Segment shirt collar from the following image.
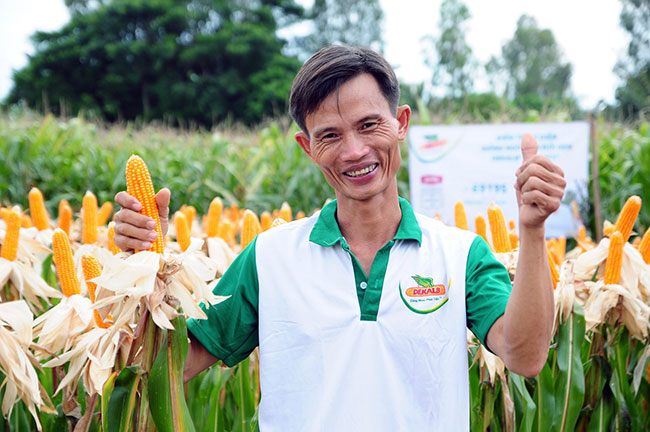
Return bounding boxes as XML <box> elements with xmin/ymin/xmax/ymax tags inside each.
<box><xmin>309</xmin><ymin>197</ymin><xmax>422</xmax><ymax>247</ymax></box>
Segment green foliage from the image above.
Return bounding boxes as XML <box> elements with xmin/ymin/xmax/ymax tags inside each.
<box><xmin>487</xmin><ymin>15</ymin><xmax>573</xmax><ymax>111</ymax></box>
<box><xmin>294</xmin><ymin>0</ymin><xmax>385</xmax><ymax>58</ymax></box>
<box><xmin>423</xmin><ymin>0</ymin><xmax>475</xmax><ymax>97</ymax></box>
<box><xmin>5</xmin><ymin>0</ymin><xmax>303</xmax><ymax>127</ymax></box>
<box><xmin>588</xmin><ymin>121</ymin><xmax>650</xmax><ymax>235</ymax></box>
<box><xmin>615</xmin><ymin>0</ymin><xmax>650</xmax><ymax>117</ymax></box>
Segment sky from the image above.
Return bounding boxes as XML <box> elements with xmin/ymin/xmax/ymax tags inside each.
<box><xmin>0</xmin><ymin>0</ymin><xmax>629</xmax><ymax>109</ymax></box>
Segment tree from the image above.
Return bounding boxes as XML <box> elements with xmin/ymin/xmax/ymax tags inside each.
<box><xmin>615</xmin><ymin>0</ymin><xmax>650</xmax><ymax>117</ymax></box>
<box><xmin>423</xmin><ymin>0</ymin><xmax>475</xmax><ymax>98</ymax></box>
<box><xmin>6</xmin><ymin>0</ymin><xmax>304</xmax><ymax>126</ymax></box>
<box><xmin>488</xmin><ymin>15</ymin><xmax>572</xmax><ymax>109</ymax></box>
<box><xmin>295</xmin><ymin>0</ymin><xmax>384</xmax><ymax>58</ymax></box>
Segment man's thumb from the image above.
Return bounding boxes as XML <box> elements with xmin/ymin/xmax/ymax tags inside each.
<box><xmin>521</xmin><ymin>133</ymin><xmax>538</xmax><ymax>162</ymax></box>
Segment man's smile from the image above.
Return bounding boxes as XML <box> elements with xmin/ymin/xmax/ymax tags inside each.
<box><xmin>344</xmin><ymin>163</ymin><xmax>378</xmax><ymax>178</ymax></box>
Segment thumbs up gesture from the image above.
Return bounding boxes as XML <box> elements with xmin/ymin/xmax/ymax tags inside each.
<box><xmin>514</xmin><ymin>134</ymin><xmax>567</xmax><ymax>230</ymax></box>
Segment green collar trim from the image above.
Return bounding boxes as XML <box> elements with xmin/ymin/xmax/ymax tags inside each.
<box><xmin>309</xmin><ymin>197</ymin><xmax>422</xmax><ymax>247</ymax></box>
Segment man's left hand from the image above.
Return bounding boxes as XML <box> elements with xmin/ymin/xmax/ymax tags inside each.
<box><xmin>514</xmin><ymin>133</ymin><xmax>567</xmax><ymax>230</ymax></box>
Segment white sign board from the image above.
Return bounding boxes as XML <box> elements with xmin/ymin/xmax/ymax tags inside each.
<box><xmin>407</xmin><ymin>122</ymin><xmax>590</xmax><ymax>238</ymax></box>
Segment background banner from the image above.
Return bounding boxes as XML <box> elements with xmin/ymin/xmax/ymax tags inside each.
<box><xmin>407</xmin><ymin>122</ymin><xmax>590</xmax><ymax>238</ymax></box>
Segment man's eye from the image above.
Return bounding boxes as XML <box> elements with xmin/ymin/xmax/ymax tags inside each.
<box><xmin>322</xmin><ymin>133</ymin><xmax>337</xmax><ymax>140</ymax></box>
<box><xmin>362</xmin><ymin>122</ymin><xmax>377</xmax><ymax>130</ymax></box>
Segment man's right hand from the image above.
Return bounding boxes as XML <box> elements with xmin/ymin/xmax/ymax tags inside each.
<box><xmin>113</xmin><ymin>188</ymin><xmax>171</xmax><ymax>252</ymax></box>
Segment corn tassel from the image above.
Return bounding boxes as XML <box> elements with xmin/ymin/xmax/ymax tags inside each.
<box><xmin>52</xmin><ymin>229</ymin><xmax>80</xmax><ymax>297</ymax></box>
<box><xmin>261</xmin><ymin>211</ymin><xmax>272</xmax><ymax>232</ymax></box>
<box><xmin>241</xmin><ymin>210</ymin><xmax>262</xmax><ymax>249</ymax></box>
<box><xmin>0</xmin><ymin>209</ymin><xmax>21</xmax><ymax>261</ymax></box>
<box><xmin>58</xmin><ymin>200</ymin><xmax>73</xmax><ymax>236</ymax></box>
<box><xmin>174</xmin><ymin>211</ymin><xmax>191</xmax><ymax>252</ymax></box>
<box><xmin>279</xmin><ymin>202</ymin><xmax>292</xmax><ymax>222</ymax></box>
<box><xmin>488</xmin><ymin>203</ymin><xmax>511</xmax><ymax>253</ymax></box>
<box><xmin>125</xmin><ymin>155</ymin><xmax>164</xmax><ymax>254</ymax></box>
<box><xmin>82</xmin><ymin>191</ymin><xmax>98</xmax><ymax>245</ymax></box>
<box><xmin>107</xmin><ymin>222</ymin><xmax>121</xmax><ymax>255</ymax></box>
<box><xmin>97</xmin><ymin>201</ymin><xmax>113</xmax><ymax>226</ymax></box>
<box><xmin>474</xmin><ymin>215</ymin><xmax>491</xmax><ymax>248</ymax></box>
<box><xmin>639</xmin><ymin>228</ymin><xmax>650</xmax><ymax>264</ymax></box>
<box><xmin>604</xmin><ymin>231</ymin><xmax>624</xmax><ymax>285</ymax></box>
<box><xmin>454</xmin><ymin>202</ymin><xmax>468</xmax><ymax>230</ymax></box>
<box><xmin>614</xmin><ymin>195</ymin><xmax>642</xmax><ymax>243</ymax></box>
<box><xmin>205</xmin><ymin>197</ymin><xmax>223</xmax><ymax>237</ymax></box>
<box><xmin>28</xmin><ymin>187</ymin><xmax>50</xmax><ymax>231</ymax></box>
<box><xmin>81</xmin><ymin>254</ymin><xmax>112</xmax><ymax>329</ymax></box>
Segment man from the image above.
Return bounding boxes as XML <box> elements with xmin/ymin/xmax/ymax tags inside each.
<box><xmin>114</xmin><ymin>45</ymin><xmax>566</xmax><ymax>430</ymax></box>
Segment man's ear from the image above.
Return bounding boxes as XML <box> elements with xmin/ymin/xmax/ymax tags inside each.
<box><xmin>396</xmin><ymin>104</ymin><xmax>411</xmax><ymax>141</ymax></box>
<box><xmin>295</xmin><ymin>131</ymin><xmax>314</xmax><ymax>161</ymax></box>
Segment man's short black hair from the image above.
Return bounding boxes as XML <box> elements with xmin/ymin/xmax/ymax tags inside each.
<box><xmin>289</xmin><ymin>45</ymin><xmax>400</xmax><ymax>136</ymax></box>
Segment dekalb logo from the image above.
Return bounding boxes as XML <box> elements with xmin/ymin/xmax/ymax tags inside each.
<box><xmin>399</xmin><ymin>275</ymin><xmax>450</xmax><ymax>314</ymax></box>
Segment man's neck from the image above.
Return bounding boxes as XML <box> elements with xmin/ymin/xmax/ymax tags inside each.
<box><xmin>335</xmin><ymin>187</ymin><xmax>402</xmax><ymax>250</ymax></box>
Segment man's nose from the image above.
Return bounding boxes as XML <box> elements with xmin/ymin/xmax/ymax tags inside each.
<box><xmin>340</xmin><ymin>133</ymin><xmax>369</xmax><ymax>160</ymax></box>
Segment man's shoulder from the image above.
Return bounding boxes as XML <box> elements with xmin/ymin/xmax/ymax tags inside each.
<box><xmin>413</xmin><ymin>211</ymin><xmax>477</xmax><ymax>243</ymax></box>
<box><xmin>256</xmin><ymin>212</ymin><xmax>319</xmax><ymax>247</ymax></box>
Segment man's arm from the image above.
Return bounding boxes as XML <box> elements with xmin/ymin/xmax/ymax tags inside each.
<box><xmin>184</xmin><ymin>331</ymin><xmax>219</xmax><ymax>383</ymax></box>
<box><xmin>486</xmin><ymin>134</ymin><xmax>566</xmax><ymax>377</ymax></box>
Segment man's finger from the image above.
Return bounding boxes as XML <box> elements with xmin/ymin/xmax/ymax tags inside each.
<box><xmin>155</xmin><ymin>188</ymin><xmax>171</xmax><ymax>218</ymax></box>
<box><xmin>521</xmin><ymin>133</ymin><xmax>538</xmax><ymax>162</ymax></box>
<box><xmin>115</xmin><ymin>191</ymin><xmax>142</xmax><ymax>212</ymax></box>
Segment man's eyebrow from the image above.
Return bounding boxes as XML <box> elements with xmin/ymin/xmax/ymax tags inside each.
<box><xmin>356</xmin><ymin>114</ymin><xmax>382</xmax><ymax>125</ymax></box>
<box><xmin>312</xmin><ymin>126</ymin><xmax>338</xmax><ymax>138</ymax></box>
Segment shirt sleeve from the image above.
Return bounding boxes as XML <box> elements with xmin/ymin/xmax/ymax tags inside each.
<box><xmin>187</xmin><ymin>237</ymin><xmax>259</xmax><ymax>367</ymax></box>
<box><xmin>465</xmin><ymin>236</ymin><xmax>512</xmax><ymax>347</ymax></box>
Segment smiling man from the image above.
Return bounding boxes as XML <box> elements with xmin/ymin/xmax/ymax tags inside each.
<box><xmin>114</xmin><ymin>45</ymin><xmax>566</xmax><ymax>430</ymax></box>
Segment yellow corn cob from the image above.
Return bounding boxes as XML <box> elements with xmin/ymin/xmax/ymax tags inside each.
<box><xmin>279</xmin><ymin>202</ymin><xmax>292</xmax><ymax>222</ymax></box>
<box><xmin>614</xmin><ymin>195</ymin><xmax>642</xmax><ymax>243</ymax></box>
<box><xmin>107</xmin><ymin>222</ymin><xmax>121</xmax><ymax>255</ymax></box>
<box><xmin>487</xmin><ymin>203</ymin><xmax>511</xmax><ymax>253</ymax></box>
<box><xmin>433</xmin><ymin>212</ymin><xmax>442</xmax><ymax>222</ymax></box>
<box><xmin>603</xmin><ymin>220</ymin><xmax>615</xmax><ymax>237</ymax></box>
<box><xmin>509</xmin><ymin>231</ymin><xmax>519</xmax><ymax>249</ymax></box>
<box><xmin>217</xmin><ymin>219</ymin><xmax>235</xmax><ymax>245</ymax></box>
<box><xmin>296</xmin><ymin>211</ymin><xmax>306</xmax><ymax>220</ymax></box>
<box><xmin>229</xmin><ymin>204</ymin><xmax>240</xmax><ymax>224</ymax></box>
<box><xmin>639</xmin><ymin>228</ymin><xmax>650</xmax><ymax>264</ymax></box>
<box><xmin>97</xmin><ymin>201</ymin><xmax>114</xmax><ymax>226</ymax></box>
<box><xmin>205</xmin><ymin>197</ymin><xmax>223</xmax><ymax>237</ymax></box>
<box><xmin>0</xmin><ymin>209</ymin><xmax>21</xmax><ymax>261</ymax></box>
<box><xmin>578</xmin><ymin>225</ymin><xmax>587</xmax><ymax>243</ymax></box>
<box><xmin>241</xmin><ymin>210</ymin><xmax>262</xmax><ymax>249</ymax></box>
<box><xmin>508</xmin><ymin>219</ymin><xmax>516</xmax><ymax>232</ymax></box>
<box><xmin>21</xmin><ymin>214</ymin><xmax>33</xmax><ymax>228</ymax></box>
<box><xmin>546</xmin><ymin>240</ymin><xmax>561</xmax><ymax>268</ymax></box>
<box><xmin>58</xmin><ymin>200</ymin><xmax>73</xmax><ymax>236</ymax></box>
<box><xmin>557</xmin><ymin>236</ymin><xmax>566</xmax><ymax>261</ymax></box>
<box><xmin>261</xmin><ymin>211</ymin><xmax>272</xmax><ymax>232</ymax></box>
<box><xmin>272</xmin><ymin>209</ymin><xmax>279</xmax><ymax>220</ymax></box>
<box><xmin>0</xmin><ymin>208</ymin><xmax>10</xmax><ymax>222</ymax></box>
<box><xmin>271</xmin><ymin>218</ymin><xmax>288</xmax><ymax>228</ymax></box>
<box><xmin>52</xmin><ymin>229</ymin><xmax>80</xmax><ymax>297</ymax></box>
<box><xmin>454</xmin><ymin>202</ymin><xmax>468</xmax><ymax>230</ymax></box>
<box><xmin>82</xmin><ymin>191</ymin><xmax>98</xmax><ymax>244</ymax></box>
<box><xmin>81</xmin><ymin>254</ymin><xmax>112</xmax><ymax>329</ymax></box>
<box><xmin>181</xmin><ymin>205</ymin><xmax>196</xmax><ymax>231</ymax></box>
<box><xmin>28</xmin><ymin>187</ymin><xmax>50</xmax><ymax>231</ymax></box>
<box><xmin>547</xmin><ymin>247</ymin><xmax>559</xmax><ymax>289</ymax></box>
<box><xmin>633</xmin><ymin>237</ymin><xmax>641</xmax><ymax>248</ymax></box>
<box><xmin>125</xmin><ymin>155</ymin><xmax>164</xmax><ymax>254</ymax></box>
<box><xmin>174</xmin><ymin>211</ymin><xmax>191</xmax><ymax>252</ymax></box>
<box><xmin>474</xmin><ymin>215</ymin><xmax>490</xmax><ymax>248</ymax></box>
<box><xmin>604</xmin><ymin>231</ymin><xmax>624</xmax><ymax>285</ymax></box>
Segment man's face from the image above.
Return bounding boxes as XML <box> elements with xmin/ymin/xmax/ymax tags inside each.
<box><xmin>295</xmin><ymin>73</ymin><xmax>410</xmax><ymax>204</ymax></box>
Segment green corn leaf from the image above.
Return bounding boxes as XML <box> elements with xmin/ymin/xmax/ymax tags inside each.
<box><xmin>148</xmin><ymin>316</ymin><xmax>196</xmax><ymax>432</ymax></box>
<box><xmin>105</xmin><ymin>367</ymin><xmax>141</xmax><ymax>432</ymax></box>
<box><xmin>587</xmin><ymin>389</ymin><xmax>614</xmax><ymax>432</ymax></box>
<box><xmin>532</xmin><ymin>362</ymin><xmax>554</xmax><ymax>432</ymax></box>
<box><xmin>510</xmin><ymin>373</ymin><xmax>536</xmax><ymax>432</ymax></box>
<box><xmin>553</xmin><ymin>303</ymin><xmax>585</xmax><ymax>432</ymax></box>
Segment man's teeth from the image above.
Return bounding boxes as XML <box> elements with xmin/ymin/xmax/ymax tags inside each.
<box><xmin>346</xmin><ymin>164</ymin><xmax>377</xmax><ymax>177</ymax></box>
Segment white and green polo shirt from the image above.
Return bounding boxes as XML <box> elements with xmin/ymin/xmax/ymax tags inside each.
<box><xmin>188</xmin><ymin>197</ymin><xmax>512</xmax><ymax>431</ymax></box>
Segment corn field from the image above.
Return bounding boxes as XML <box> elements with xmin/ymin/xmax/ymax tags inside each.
<box><xmin>0</xmin><ymin>111</ymin><xmax>649</xmax><ymax>431</ymax></box>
